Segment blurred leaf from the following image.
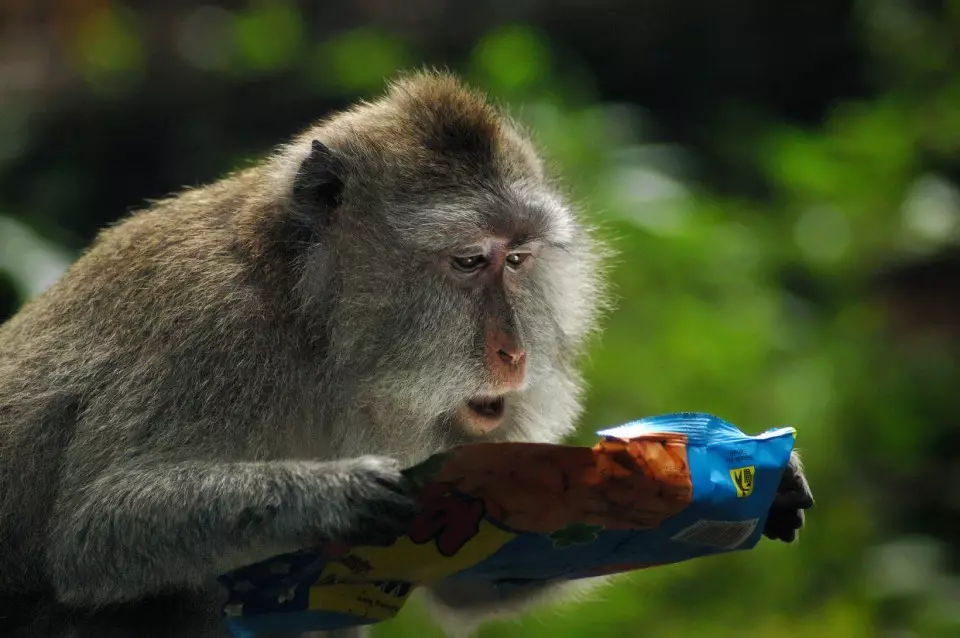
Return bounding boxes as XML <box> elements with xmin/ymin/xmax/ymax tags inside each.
<box><xmin>72</xmin><ymin>5</ymin><xmax>145</xmax><ymax>95</ymax></box>
<box><xmin>470</xmin><ymin>25</ymin><xmax>552</xmax><ymax>94</ymax></box>
<box><xmin>310</xmin><ymin>29</ymin><xmax>413</xmax><ymax>95</ymax></box>
<box><xmin>234</xmin><ymin>1</ymin><xmax>304</xmax><ymax>72</ymax></box>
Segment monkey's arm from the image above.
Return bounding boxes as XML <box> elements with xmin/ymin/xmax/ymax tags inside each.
<box><xmin>45</xmin><ymin>456</ymin><xmax>414</xmax><ymax>607</ymax></box>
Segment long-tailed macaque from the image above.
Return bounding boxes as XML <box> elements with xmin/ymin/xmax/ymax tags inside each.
<box><xmin>0</xmin><ymin>71</ymin><xmax>813</xmax><ymax>637</ymax></box>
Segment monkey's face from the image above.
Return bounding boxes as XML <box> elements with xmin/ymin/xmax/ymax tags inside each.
<box><xmin>322</xmin><ymin>180</ymin><xmax>606</xmax><ymax>457</ymax></box>
<box><xmin>441</xmin><ymin>235</ymin><xmax>536</xmax><ymax>434</ymax></box>
<box><xmin>285</xmin><ymin>76</ymin><xmax>608</xmax><ymax>460</ymax></box>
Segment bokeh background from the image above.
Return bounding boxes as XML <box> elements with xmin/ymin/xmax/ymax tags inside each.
<box><xmin>2</xmin><ymin>1</ymin><xmax>959</xmax><ymax>636</ymax></box>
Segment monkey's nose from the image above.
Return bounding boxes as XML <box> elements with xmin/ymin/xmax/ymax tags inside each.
<box><xmin>497</xmin><ymin>347</ymin><xmax>525</xmax><ymax>366</ymax></box>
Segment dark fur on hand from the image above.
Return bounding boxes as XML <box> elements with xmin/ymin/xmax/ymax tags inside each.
<box><xmin>763</xmin><ymin>451</ymin><xmax>815</xmax><ymax>543</ymax></box>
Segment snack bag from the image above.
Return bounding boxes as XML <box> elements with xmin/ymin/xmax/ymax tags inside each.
<box><xmin>218</xmin><ymin>412</ymin><xmax>796</xmax><ymax>636</ymax></box>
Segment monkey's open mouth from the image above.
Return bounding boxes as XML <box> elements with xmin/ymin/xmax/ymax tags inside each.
<box><xmin>466</xmin><ymin>396</ymin><xmax>506</xmax><ymax>420</ymax></box>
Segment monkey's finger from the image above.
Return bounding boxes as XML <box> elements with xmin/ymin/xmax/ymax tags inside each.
<box><xmin>777</xmin><ymin>469</ymin><xmax>804</xmax><ymax>492</ymax></box>
<box><xmin>772</xmin><ymin>490</ymin><xmax>814</xmax><ymax>510</ymax></box>
<box><xmin>338</xmin><ymin>524</ymin><xmax>408</xmax><ymax>548</ymax></box>
<box><xmin>763</xmin><ymin>508</ymin><xmax>804</xmax><ymax>542</ymax></box>
<box><xmin>374</xmin><ymin>475</ymin><xmax>418</xmax><ymax>496</ymax></box>
<box><xmin>767</xmin><ymin>527</ymin><xmax>797</xmax><ymax>543</ymax></box>
<box><xmin>762</xmin><ymin>524</ymin><xmax>794</xmax><ymax>542</ymax></box>
<box><xmin>778</xmin><ymin>509</ymin><xmax>804</xmax><ymax>530</ymax></box>
<box><xmin>355</xmin><ymin>510</ymin><xmax>417</xmax><ymax>542</ymax></box>
<box><xmin>367</xmin><ymin>489</ymin><xmax>422</xmax><ymax>518</ymax></box>
<box><xmin>335</xmin><ymin>494</ymin><xmax>420</xmax><ymax>547</ymax></box>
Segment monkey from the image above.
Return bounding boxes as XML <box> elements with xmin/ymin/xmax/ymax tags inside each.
<box><xmin>0</xmin><ymin>71</ymin><xmax>813</xmax><ymax>637</ymax></box>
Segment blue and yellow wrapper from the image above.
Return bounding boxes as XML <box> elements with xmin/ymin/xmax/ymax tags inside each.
<box><xmin>218</xmin><ymin>412</ymin><xmax>796</xmax><ymax>636</ymax></box>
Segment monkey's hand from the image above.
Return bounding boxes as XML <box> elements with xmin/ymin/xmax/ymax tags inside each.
<box><xmin>762</xmin><ymin>450</ymin><xmax>814</xmax><ymax>543</ymax></box>
<box><xmin>318</xmin><ymin>455</ymin><xmax>420</xmax><ymax>548</ymax></box>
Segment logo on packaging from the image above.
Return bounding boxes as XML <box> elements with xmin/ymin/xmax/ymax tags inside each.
<box><xmin>730</xmin><ymin>466</ymin><xmax>755</xmax><ymax>498</ymax></box>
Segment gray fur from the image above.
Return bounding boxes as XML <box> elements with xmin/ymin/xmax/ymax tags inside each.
<box><xmin>0</xmin><ymin>70</ymin><xmax>809</xmax><ymax>638</ymax></box>
<box><xmin>0</xmin><ymin>71</ymin><xmax>609</xmax><ymax>635</ymax></box>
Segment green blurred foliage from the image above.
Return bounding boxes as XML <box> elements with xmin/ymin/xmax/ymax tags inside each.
<box><xmin>308</xmin><ymin>28</ymin><xmax>413</xmax><ymax>94</ymax></box>
<box><xmin>72</xmin><ymin>4</ymin><xmax>146</xmax><ymax>96</ymax></box>
<box><xmin>234</xmin><ymin>1</ymin><xmax>305</xmax><ymax>73</ymax></box>
<box><xmin>2</xmin><ymin>0</ymin><xmax>959</xmax><ymax>636</ymax></box>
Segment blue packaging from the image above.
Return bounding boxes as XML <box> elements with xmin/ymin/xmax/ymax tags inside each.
<box><xmin>218</xmin><ymin>412</ymin><xmax>797</xmax><ymax>636</ymax></box>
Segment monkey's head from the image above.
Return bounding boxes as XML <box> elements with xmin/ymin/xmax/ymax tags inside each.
<box><xmin>267</xmin><ymin>71</ymin><xmax>610</xmax><ymax>461</ymax></box>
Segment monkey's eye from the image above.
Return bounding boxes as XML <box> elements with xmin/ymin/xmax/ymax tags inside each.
<box><xmin>505</xmin><ymin>252</ymin><xmax>531</xmax><ymax>269</ymax></box>
<box><xmin>452</xmin><ymin>255</ymin><xmax>486</xmax><ymax>272</ymax></box>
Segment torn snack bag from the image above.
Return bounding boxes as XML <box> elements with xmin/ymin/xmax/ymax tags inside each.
<box><xmin>218</xmin><ymin>412</ymin><xmax>797</xmax><ymax>636</ymax></box>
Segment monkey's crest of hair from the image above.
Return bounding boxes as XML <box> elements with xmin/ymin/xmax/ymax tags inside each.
<box><xmin>267</xmin><ymin>70</ymin><xmax>547</xmax><ymax>203</ymax></box>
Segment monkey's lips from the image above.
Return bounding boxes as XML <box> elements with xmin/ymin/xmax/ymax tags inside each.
<box><xmin>459</xmin><ymin>396</ymin><xmax>507</xmax><ymax>434</ymax></box>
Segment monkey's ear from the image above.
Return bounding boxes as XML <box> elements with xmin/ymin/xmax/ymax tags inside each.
<box><xmin>292</xmin><ymin>140</ymin><xmax>345</xmax><ymax>213</ymax></box>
